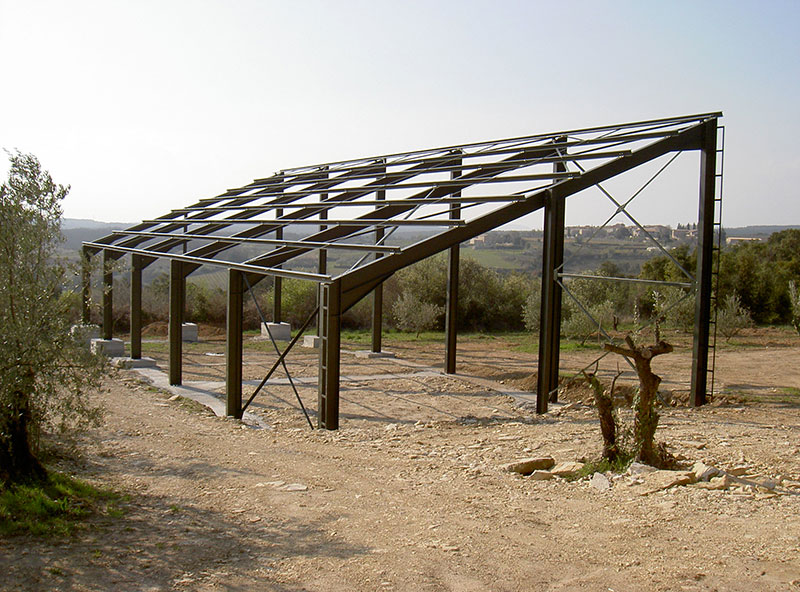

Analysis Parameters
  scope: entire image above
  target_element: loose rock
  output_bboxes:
[503,457,555,475]
[590,472,611,492]
[551,461,584,478]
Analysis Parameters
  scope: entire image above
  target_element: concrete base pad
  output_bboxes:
[302,335,321,348]
[182,322,199,342]
[112,356,158,369]
[355,350,396,359]
[261,322,291,341]
[91,338,125,357]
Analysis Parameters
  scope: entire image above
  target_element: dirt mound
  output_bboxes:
[141,322,168,337]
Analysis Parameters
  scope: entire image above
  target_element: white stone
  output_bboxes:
[261,322,291,341]
[70,324,100,346]
[302,335,321,348]
[90,338,125,357]
[551,461,585,478]
[590,472,611,491]
[181,322,199,342]
[529,470,554,481]
[691,461,721,482]
[628,462,658,476]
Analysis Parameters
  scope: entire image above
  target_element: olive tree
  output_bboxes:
[0,152,104,484]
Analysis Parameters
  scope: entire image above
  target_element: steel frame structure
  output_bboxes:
[83,112,722,429]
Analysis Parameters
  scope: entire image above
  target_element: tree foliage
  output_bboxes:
[0,152,104,484]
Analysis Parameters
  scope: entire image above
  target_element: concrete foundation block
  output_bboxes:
[302,335,321,348]
[91,338,125,357]
[182,322,199,342]
[261,322,291,342]
[355,350,396,359]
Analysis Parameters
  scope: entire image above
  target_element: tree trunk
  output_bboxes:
[583,371,618,463]
[0,374,45,484]
[604,337,673,467]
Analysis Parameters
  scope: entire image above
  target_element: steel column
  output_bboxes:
[319,280,342,430]
[537,148,567,413]
[445,154,462,374]
[169,259,185,385]
[690,121,718,407]
[102,251,114,340]
[371,163,386,353]
[226,269,244,418]
[273,207,283,323]
[130,255,143,359]
[81,246,92,324]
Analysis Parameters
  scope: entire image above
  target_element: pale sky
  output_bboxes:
[1,0,798,229]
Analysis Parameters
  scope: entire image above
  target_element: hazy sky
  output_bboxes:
[1,0,798,229]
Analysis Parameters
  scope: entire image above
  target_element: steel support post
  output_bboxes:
[318,280,342,430]
[318,208,328,337]
[445,155,462,374]
[130,255,143,359]
[273,208,283,323]
[102,250,114,340]
[537,156,567,413]
[81,246,91,324]
[690,120,718,407]
[371,166,386,353]
[169,259,185,385]
[226,269,244,418]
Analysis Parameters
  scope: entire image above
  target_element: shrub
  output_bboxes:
[392,291,443,337]
[716,293,754,341]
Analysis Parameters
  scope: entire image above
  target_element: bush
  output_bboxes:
[392,291,443,336]
[716,293,753,341]
[562,299,615,345]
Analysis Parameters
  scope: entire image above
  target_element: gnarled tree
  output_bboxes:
[603,336,673,467]
[0,152,104,484]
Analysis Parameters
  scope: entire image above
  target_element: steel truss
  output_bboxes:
[83,112,722,429]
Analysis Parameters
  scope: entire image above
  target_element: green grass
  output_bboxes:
[0,472,120,537]
[570,454,634,481]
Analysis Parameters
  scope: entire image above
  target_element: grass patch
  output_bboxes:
[0,472,119,537]
[571,454,634,481]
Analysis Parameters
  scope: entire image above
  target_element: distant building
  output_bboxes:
[726,236,762,246]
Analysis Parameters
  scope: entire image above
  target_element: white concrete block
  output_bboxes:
[112,356,158,369]
[261,322,291,342]
[70,324,100,346]
[90,338,125,357]
[182,322,199,342]
[302,335,321,348]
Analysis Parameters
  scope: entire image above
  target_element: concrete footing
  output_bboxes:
[182,322,199,342]
[91,338,125,357]
[112,356,158,369]
[355,350,396,359]
[261,322,291,342]
[302,335,321,348]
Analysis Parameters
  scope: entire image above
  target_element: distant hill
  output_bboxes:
[725,225,800,237]
[60,218,131,250]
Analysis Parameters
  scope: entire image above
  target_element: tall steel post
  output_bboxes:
[444,154,462,374]
[319,279,342,429]
[226,269,244,418]
[102,250,114,340]
[537,148,567,413]
[81,246,92,324]
[130,255,143,359]
[169,259,185,385]
[690,120,718,407]
[273,207,283,323]
[371,162,386,353]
